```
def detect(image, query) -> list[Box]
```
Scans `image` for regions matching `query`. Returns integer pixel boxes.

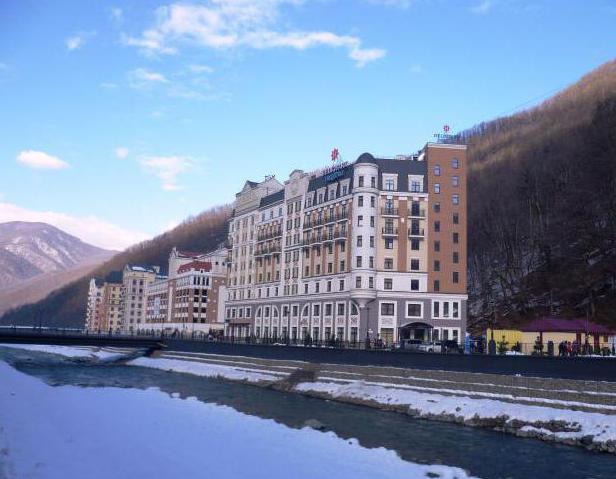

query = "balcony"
[409,209,426,218]
[408,228,425,238]
[381,227,398,236]
[381,207,399,216]
[254,243,282,256]
[256,229,282,242]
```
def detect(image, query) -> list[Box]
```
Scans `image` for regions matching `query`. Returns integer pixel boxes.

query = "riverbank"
[4,343,616,454]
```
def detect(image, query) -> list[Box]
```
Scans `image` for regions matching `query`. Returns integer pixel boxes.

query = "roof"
[373,157,427,192]
[356,152,376,164]
[177,260,212,274]
[307,164,354,193]
[177,250,206,259]
[104,271,123,284]
[259,188,285,208]
[520,317,615,335]
[125,264,157,273]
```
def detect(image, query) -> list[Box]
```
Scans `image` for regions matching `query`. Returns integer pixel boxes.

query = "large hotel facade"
[224,142,467,345]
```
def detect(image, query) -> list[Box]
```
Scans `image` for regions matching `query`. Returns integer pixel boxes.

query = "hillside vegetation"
[0,206,231,328]
[463,59,616,330]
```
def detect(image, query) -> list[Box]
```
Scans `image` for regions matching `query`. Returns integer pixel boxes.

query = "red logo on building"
[331,148,339,162]
[443,124,450,133]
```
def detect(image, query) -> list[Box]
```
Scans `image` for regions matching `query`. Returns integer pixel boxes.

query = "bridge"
[1,327,615,381]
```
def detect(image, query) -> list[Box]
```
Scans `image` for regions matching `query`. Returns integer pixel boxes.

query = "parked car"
[417,341,443,353]
[398,339,423,350]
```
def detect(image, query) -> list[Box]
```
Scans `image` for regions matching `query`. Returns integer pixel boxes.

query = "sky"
[1,0,615,250]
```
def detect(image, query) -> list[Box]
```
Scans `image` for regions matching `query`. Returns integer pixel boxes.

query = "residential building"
[144,247,228,335]
[224,142,468,344]
[121,265,158,332]
[85,272,123,332]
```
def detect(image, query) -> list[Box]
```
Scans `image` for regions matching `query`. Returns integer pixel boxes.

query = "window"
[339,280,345,290]
[453,232,459,244]
[434,202,440,213]
[369,277,374,288]
[340,260,345,271]
[327,262,333,273]
[369,236,375,247]
[356,276,362,288]
[410,180,422,192]
[371,176,376,187]
[452,158,459,169]
[356,256,363,267]
[434,240,440,252]
[342,185,348,195]
[370,196,375,207]
[434,280,440,292]
[327,280,332,292]
[434,260,440,272]
[453,252,459,264]
[337,303,345,316]
[385,178,395,191]
[357,235,363,247]
[434,165,441,176]
[411,279,419,291]
[325,304,332,316]
[369,256,374,268]
[357,215,363,227]
[453,213,459,224]
[358,196,364,207]
[452,194,460,205]
[434,221,441,232]
[407,303,421,317]
[384,278,393,290]
[453,271,460,283]
[411,239,420,251]
[410,259,419,270]
[315,282,320,293]
[381,303,394,315]
[384,258,393,269]
[453,302,459,318]
[370,216,375,227]
[433,301,440,317]
[304,283,308,294]
[434,183,440,194]
[452,175,459,187]
[385,238,394,249]
[358,176,364,187]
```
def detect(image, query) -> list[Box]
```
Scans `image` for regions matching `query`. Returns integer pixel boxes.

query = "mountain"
[0,222,114,288]
[462,59,616,330]
[0,206,231,327]
[0,222,116,315]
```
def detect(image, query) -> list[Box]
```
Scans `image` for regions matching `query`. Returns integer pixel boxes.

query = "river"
[1,347,615,479]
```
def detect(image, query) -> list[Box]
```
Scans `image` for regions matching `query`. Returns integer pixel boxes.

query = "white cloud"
[110,7,124,24]
[65,31,96,51]
[470,0,493,14]
[125,2,385,67]
[100,82,118,89]
[0,202,149,250]
[16,150,69,170]
[66,36,83,50]
[114,147,129,159]
[188,63,214,74]
[366,0,413,7]
[131,68,168,83]
[139,155,194,191]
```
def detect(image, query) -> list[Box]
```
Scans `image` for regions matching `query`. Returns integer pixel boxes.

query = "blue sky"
[1,0,615,250]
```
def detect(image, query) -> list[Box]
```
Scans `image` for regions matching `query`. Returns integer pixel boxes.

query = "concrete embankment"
[134,349,616,454]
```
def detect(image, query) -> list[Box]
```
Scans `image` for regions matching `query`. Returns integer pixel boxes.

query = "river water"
[2,348,616,479]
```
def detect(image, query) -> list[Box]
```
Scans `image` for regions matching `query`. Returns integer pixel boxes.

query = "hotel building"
[144,247,228,335]
[85,272,123,332]
[224,143,467,344]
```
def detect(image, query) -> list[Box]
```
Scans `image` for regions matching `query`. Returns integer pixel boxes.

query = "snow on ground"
[0,343,128,361]
[0,360,478,479]
[295,381,616,449]
[129,356,284,382]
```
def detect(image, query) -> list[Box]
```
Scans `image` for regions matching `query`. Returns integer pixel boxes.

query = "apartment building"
[85,272,123,332]
[144,248,228,335]
[224,142,467,344]
[121,265,158,332]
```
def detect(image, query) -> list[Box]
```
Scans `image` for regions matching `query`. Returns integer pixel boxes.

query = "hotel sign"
[433,124,458,142]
